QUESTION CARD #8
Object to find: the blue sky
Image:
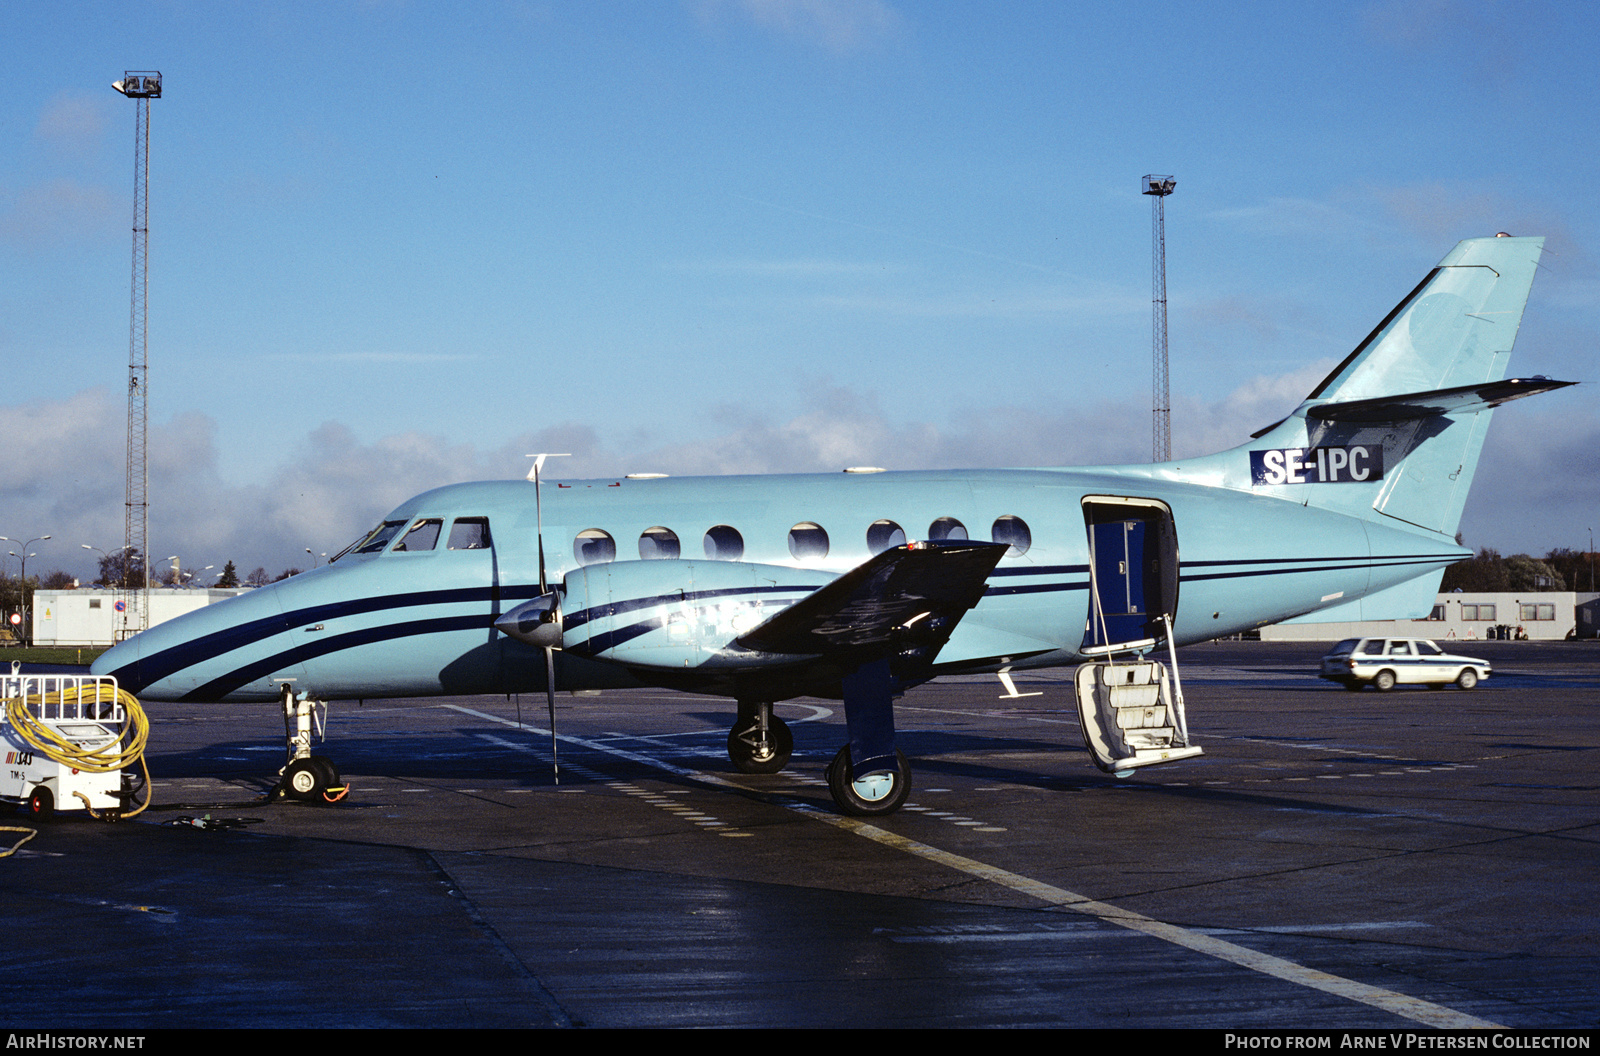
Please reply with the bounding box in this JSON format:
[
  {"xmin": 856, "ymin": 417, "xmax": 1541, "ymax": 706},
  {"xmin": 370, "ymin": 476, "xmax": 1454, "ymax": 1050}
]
[{"xmin": 2, "ymin": 0, "xmax": 1597, "ymax": 581}]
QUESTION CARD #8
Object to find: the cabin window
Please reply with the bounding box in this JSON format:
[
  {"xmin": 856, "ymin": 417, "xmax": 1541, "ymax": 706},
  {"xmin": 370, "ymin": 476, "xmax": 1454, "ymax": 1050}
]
[
  {"xmin": 355, "ymin": 520, "xmax": 407, "ymax": 554},
  {"xmin": 929, "ymin": 517, "xmax": 967, "ymax": 541},
  {"xmin": 393, "ymin": 519, "xmax": 443, "ymax": 552},
  {"xmin": 704, "ymin": 525, "xmax": 744, "ymax": 561},
  {"xmin": 639, "ymin": 526, "xmax": 680, "ymax": 560},
  {"xmin": 788, "ymin": 522, "xmax": 829, "ymax": 561},
  {"xmin": 866, "ymin": 519, "xmax": 906, "ymax": 554},
  {"xmin": 991, "ymin": 515, "xmax": 1031, "ymax": 557},
  {"xmin": 447, "ymin": 517, "xmax": 492, "ymax": 550},
  {"xmin": 574, "ymin": 528, "xmax": 616, "ymax": 565}
]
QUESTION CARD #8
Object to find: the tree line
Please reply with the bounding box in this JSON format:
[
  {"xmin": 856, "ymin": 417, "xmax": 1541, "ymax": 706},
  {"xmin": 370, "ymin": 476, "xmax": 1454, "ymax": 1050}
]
[
  {"xmin": 4, "ymin": 550, "xmax": 308, "ymax": 611},
  {"xmin": 1439, "ymin": 548, "xmax": 1598, "ymax": 593}
]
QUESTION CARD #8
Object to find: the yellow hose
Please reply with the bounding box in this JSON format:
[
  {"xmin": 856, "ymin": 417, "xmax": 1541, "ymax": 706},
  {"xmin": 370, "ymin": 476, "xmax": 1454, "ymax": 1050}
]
[
  {"xmin": 0, "ymin": 826, "xmax": 36, "ymax": 858},
  {"xmin": 4, "ymin": 683, "xmax": 152, "ymax": 819}
]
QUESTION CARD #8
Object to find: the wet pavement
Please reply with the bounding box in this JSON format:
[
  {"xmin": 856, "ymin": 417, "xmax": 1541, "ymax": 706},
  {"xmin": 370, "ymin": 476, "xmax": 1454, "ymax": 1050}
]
[{"xmin": 3, "ymin": 641, "xmax": 1596, "ymax": 1029}]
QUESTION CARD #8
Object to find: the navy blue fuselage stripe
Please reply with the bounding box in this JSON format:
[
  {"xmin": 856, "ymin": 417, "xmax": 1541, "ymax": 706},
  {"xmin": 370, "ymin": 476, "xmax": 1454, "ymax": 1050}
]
[
  {"xmin": 988, "ymin": 564, "xmax": 1088, "ymax": 577},
  {"xmin": 1180, "ymin": 556, "xmax": 1449, "ymax": 583},
  {"xmin": 104, "ymin": 583, "xmax": 523, "ymax": 688},
  {"xmin": 1183, "ymin": 552, "xmax": 1459, "ymax": 568},
  {"xmin": 179, "ymin": 613, "xmax": 490, "ymax": 701},
  {"xmin": 985, "ymin": 580, "xmax": 1090, "ymax": 597},
  {"xmin": 565, "ymin": 619, "xmax": 663, "ymax": 659}
]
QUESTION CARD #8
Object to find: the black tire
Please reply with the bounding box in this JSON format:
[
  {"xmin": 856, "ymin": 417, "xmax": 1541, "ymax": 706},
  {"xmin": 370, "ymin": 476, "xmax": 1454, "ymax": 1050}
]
[
  {"xmin": 1456, "ymin": 669, "xmax": 1478, "ymax": 690},
  {"xmin": 1373, "ymin": 670, "xmax": 1397, "ymax": 692},
  {"xmin": 727, "ymin": 715, "xmax": 793, "ymax": 774},
  {"xmin": 27, "ymin": 786, "xmax": 54, "ymax": 821},
  {"xmin": 283, "ymin": 758, "xmax": 323, "ymax": 802},
  {"xmin": 827, "ymin": 745, "xmax": 911, "ymax": 817},
  {"xmin": 309, "ymin": 755, "xmax": 342, "ymax": 787},
  {"xmin": 309, "ymin": 756, "xmax": 347, "ymax": 803}
]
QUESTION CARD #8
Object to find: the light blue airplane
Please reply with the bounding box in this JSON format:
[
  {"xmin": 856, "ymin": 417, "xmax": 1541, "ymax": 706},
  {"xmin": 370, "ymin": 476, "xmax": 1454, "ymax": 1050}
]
[{"xmin": 94, "ymin": 234, "xmax": 1572, "ymax": 815}]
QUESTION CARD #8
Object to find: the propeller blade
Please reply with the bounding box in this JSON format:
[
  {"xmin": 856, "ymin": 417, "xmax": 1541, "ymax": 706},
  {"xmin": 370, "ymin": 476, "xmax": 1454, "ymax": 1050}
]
[
  {"xmin": 545, "ymin": 646, "xmax": 559, "ymax": 785},
  {"xmin": 524, "ymin": 452, "xmax": 569, "ymax": 785}
]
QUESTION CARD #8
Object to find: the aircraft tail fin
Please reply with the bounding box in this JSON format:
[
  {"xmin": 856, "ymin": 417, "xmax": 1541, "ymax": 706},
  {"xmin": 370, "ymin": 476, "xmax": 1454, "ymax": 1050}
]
[{"xmin": 1223, "ymin": 234, "xmax": 1567, "ymax": 540}]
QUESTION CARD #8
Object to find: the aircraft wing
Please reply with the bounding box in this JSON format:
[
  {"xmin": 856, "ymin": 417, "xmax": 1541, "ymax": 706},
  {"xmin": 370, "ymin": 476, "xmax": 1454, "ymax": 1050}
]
[{"xmin": 736, "ymin": 540, "xmax": 1007, "ymax": 661}]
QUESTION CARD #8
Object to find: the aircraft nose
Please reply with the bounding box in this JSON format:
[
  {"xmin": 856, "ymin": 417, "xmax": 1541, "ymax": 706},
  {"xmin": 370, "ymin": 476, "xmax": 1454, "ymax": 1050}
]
[
  {"xmin": 89, "ymin": 582, "xmax": 303, "ymax": 701},
  {"xmin": 90, "ymin": 634, "xmax": 140, "ymax": 683}
]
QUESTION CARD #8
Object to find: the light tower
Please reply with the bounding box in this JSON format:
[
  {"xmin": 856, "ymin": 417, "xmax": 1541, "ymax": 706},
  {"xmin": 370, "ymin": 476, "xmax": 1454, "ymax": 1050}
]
[
  {"xmin": 113, "ymin": 71, "xmax": 160, "ymax": 638},
  {"xmin": 1142, "ymin": 174, "xmax": 1175, "ymax": 463}
]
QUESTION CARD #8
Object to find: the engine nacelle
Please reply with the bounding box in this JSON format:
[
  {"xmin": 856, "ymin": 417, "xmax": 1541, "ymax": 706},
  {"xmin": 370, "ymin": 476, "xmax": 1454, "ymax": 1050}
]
[{"xmin": 557, "ymin": 559, "xmax": 833, "ymax": 670}]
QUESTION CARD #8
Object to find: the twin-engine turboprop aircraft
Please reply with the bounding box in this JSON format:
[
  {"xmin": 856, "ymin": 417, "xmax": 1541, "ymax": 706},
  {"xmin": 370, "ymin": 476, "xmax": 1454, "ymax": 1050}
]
[{"xmin": 94, "ymin": 235, "xmax": 1573, "ymax": 815}]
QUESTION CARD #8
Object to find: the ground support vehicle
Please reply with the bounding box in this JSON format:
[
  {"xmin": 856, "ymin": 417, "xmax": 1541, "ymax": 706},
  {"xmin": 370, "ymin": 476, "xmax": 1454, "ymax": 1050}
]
[
  {"xmin": 1, "ymin": 665, "xmax": 147, "ymax": 820},
  {"xmin": 1319, "ymin": 638, "xmax": 1491, "ymax": 692}
]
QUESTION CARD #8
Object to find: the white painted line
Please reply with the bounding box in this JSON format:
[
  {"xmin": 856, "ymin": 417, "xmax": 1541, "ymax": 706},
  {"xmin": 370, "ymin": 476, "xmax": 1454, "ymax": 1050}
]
[
  {"xmin": 447, "ymin": 704, "xmax": 1499, "ymax": 1029},
  {"xmin": 794, "ymin": 806, "xmax": 1502, "ymax": 1030}
]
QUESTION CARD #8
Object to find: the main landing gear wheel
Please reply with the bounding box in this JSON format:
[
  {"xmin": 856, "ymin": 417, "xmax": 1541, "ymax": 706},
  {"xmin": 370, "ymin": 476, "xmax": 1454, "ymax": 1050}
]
[
  {"xmin": 826, "ymin": 746, "xmax": 911, "ymax": 817},
  {"xmin": 727, "ymin": 714, "xmax": 793, "ymax": 774}
]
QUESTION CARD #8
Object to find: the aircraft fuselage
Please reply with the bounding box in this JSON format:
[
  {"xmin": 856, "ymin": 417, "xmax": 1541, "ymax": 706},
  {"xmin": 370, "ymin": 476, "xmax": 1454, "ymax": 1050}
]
[{"xmin": 98, "ymin": 466, "xmax": 1462, "ymax": 704}]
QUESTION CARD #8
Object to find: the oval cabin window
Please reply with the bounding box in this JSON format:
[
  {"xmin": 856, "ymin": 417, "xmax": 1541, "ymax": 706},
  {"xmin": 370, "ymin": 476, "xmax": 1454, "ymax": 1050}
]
[
  {"xmin": 788, "ymin": 522, "xmax": 830, "ymax": 561},
  {"xmin": 574, "ymin": 529, "xmax": 616, "ymax": 566},
  {"xmin": 991, "ymin": 515, "xmax": 1032, "ymax": 557}
]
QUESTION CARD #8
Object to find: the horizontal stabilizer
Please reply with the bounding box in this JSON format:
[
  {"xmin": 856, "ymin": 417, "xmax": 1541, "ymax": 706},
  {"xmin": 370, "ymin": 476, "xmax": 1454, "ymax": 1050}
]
[
  {"xmin": 737, "ymin": 541, "xmax": 1006, "ymax": 659},
  {"xmin": 1308, "ymin": 377, "xmax": 1575, "ymax": 423}
]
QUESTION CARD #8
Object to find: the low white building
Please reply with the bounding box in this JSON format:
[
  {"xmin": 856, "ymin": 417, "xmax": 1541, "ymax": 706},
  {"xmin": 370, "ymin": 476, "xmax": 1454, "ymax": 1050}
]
[
  {"xmin": 29, "ymin": 588, "xmax": 251, "ymax": 647},
  {"xmin": 1261, "ymin": 591, "xmax": 1600, "ymax": 643}
]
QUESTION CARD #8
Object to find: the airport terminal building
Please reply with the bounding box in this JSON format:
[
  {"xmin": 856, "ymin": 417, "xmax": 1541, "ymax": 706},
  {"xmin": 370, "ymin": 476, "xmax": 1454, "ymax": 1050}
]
[
  {"xmin": 28, "ymin": 587, "xmax": 251, "ymax": 647},
  {"xmin": 1261, "ymin": 590, "xmax": 1600, "ymax": 643}
]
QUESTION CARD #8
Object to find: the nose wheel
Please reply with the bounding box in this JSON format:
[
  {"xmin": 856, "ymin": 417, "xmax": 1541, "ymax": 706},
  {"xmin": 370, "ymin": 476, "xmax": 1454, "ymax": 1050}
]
[
  {"xmin": 727, "ymin": 702, "xmax": 793, "ymax": 774},
  {"xmin": 277, "ymin": 755, "xmax": 348, "ymax": 804}
]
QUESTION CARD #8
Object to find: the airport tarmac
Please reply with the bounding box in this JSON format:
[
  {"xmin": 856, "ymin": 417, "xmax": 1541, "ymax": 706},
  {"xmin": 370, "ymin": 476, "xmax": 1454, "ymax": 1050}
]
[{"xmin": 3, "ymin": 640, "xmax": 1596, "ymax": 1030}]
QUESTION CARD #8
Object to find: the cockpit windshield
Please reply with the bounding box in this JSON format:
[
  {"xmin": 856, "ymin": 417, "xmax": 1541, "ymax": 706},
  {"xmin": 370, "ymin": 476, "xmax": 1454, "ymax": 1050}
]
[
  {"xmin": 394, "ymin": 519, "xmax": 443, "ymax": 552},
  {"xmin": 338, "ymin": 519, "xmax": 407, "ymax": 559}
]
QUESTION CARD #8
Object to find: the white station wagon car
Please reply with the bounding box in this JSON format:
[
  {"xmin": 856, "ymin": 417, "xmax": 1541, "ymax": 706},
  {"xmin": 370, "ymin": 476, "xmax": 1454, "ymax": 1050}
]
[{"xmin": 1319, "ymin": 637, "xmax": 1491, "ymax": 691}]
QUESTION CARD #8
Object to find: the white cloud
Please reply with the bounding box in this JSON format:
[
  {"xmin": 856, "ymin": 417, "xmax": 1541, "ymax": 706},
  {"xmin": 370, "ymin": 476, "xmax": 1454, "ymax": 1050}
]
[{"xmin": 5, "ymin": 373, "xmax": 1588, "ymax": 583}]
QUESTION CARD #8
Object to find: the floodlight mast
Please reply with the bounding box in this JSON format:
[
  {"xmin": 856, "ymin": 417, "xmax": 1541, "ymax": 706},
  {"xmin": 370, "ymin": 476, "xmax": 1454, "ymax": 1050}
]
[
  {"xmin": 1143, "ymin": 174, "xmax": 1175, "ymax": 463},
  {"xmin": 114, "ymin": 71, "xmax": 160, "ymax": 638}
]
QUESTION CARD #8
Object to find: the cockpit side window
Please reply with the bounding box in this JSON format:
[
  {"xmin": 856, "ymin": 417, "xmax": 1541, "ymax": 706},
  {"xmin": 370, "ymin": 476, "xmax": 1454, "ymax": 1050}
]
[
  {"xmin": 447, "ymin": 517, "xmax": 492, "ymax": 550},
  {"xmin": 393, "ymin": 518, "xmax": 443, "ymax": 552},
  {"xmin": 354, "ymin": 520, "xmax": 407, "ymax": 555}
]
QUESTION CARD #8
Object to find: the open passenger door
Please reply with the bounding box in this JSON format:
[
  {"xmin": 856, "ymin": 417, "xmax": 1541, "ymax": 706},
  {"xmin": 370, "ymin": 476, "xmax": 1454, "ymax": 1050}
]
[{"xmin": 1075, "ymin": 497, "xmax": 1202, "ymax": 776}]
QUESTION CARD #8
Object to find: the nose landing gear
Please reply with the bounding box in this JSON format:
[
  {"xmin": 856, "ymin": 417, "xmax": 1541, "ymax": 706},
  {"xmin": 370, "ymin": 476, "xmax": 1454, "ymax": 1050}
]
[{"xmin": 271, "ymin": 683, "xmax": 349, "ymax": 804}]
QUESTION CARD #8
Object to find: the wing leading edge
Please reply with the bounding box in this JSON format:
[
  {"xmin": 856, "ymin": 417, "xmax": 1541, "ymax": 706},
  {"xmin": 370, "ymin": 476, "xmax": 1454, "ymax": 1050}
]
[{"xmin": 737, "ymin": 540, "xmax": 1008, "ymax": 667}]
